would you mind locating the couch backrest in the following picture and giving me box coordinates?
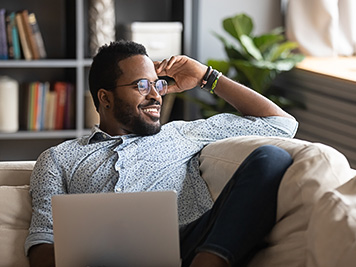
[0,161,35,186]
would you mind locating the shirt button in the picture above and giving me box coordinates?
[115,187,122,192]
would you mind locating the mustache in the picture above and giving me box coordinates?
[139,100,161,108]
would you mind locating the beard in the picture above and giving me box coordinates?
[113,96,161,136]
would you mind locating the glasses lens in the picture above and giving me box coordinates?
[155,80,168,96]
[137,80,150,95]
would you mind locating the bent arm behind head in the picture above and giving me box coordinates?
[155,55,295,120]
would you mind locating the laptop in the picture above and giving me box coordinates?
[52,191,181,267]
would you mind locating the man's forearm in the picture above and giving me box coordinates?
[214,75,295,119]
[29,243,55,267]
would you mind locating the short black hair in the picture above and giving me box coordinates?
[88,40,148,110]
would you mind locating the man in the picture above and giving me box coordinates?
[25,40,298,267]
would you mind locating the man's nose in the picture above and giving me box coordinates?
[146,83,161,101]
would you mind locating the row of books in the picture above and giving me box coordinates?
[19,81,75,131]
[0,8,46,60]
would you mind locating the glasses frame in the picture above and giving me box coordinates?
[114,79,168,96]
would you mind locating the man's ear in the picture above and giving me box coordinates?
[97,89,112,109]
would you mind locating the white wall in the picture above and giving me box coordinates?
[190,0,283,63]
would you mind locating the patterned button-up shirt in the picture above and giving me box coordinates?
[25,114,298,253]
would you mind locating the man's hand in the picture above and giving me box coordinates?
[28,243,55,267]
[154,56,207,94]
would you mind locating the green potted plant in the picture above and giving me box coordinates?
[188,13,305,118]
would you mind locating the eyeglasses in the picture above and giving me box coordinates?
[115,79,168,96]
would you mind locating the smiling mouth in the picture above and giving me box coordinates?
[141,106,161,119]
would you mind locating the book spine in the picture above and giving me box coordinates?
[9,12,21,59]
[5,13,13,59]
[54,82,67,130]
[35,82,42,131]
[44,85,56,131]
[28,82,35,130]
[40,82,49,130]
[20,10,39,60]
[28,13,46,59]
[0,9,8,59]
[19,83,29,130]
[64,83,75,129]
[15,12,32,60]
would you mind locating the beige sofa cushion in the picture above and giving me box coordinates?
[199,136,354,267]
[0,185,31,267]
[0,161,34,186]
[307,176,356,267]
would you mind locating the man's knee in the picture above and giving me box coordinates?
[252,145,292,166]
[244,145,293,185]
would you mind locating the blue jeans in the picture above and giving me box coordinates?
[180,145,293,266]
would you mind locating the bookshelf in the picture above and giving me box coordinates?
[0,0,185,160]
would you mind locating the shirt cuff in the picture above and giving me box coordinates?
[24,233,54,256]
[261,116,299,138]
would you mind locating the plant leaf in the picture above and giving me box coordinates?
[207,59,230,75]
[231,60,274,93]
[250,59,296,72]
[269,27,284,35]
[253,34,284,54]
[223,14,253,40]
[212,32,246,60]
[285,53,305,63]
[273,58,301,71]
[240,35,263,60]
[266,41,299,62]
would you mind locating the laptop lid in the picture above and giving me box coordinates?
[52,191,181,267]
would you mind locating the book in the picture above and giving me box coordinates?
[8,12,21,59]
[45,86,56,130]
[15,12,32,60]
[20,10,39,60]
[64,83,75,129]
[19,83,30,130]
[27,82,37,130]
[33,82,41,130]
[39,82,49,130]
[0,8,8,59]
[5,13,13,59]
[54,81,67,130]
[28,12,46,59]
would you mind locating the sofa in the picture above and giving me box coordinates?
[1,135,356,267]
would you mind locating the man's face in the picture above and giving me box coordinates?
[111,55,163,136]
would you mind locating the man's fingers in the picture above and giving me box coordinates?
[166,56,178,69]
[155,55,183,74]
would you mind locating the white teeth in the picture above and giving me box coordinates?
[143,108,158,112]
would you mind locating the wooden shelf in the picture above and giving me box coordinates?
[0,60,79,68]
[0,130,81,139]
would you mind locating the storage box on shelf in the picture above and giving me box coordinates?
[123,22,183,61]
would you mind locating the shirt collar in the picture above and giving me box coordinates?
[87,126,138,144]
